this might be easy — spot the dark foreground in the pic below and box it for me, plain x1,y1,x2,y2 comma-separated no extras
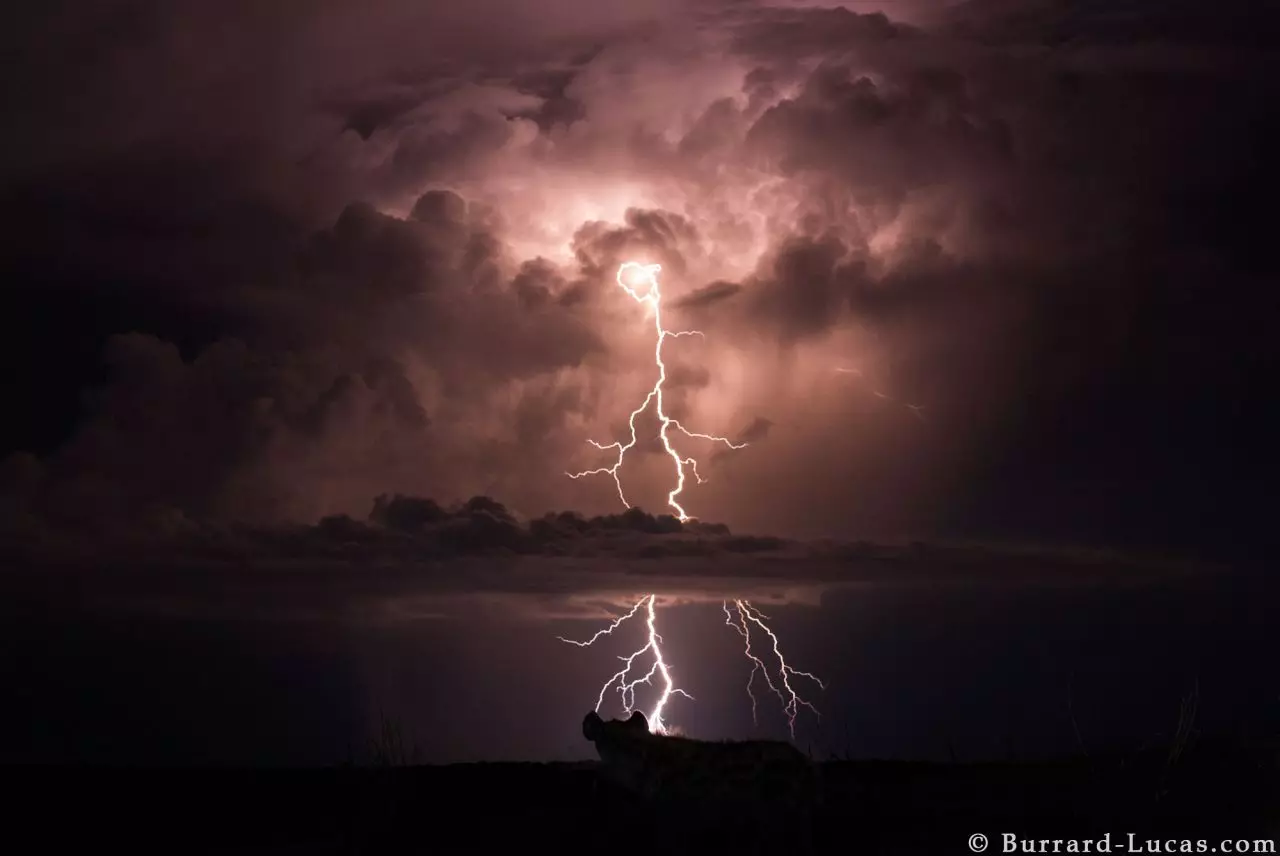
7,742,1278,855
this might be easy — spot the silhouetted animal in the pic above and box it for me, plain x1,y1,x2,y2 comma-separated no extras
581,709,821,813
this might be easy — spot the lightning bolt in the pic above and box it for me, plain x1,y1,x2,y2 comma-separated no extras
561,595,824,740
723,599,824,739
723,601,765,726
566,261,747,522
560,264,821,740
558,594,692,734
834,365,927,423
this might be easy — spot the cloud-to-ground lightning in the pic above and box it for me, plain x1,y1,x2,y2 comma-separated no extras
834,365,927,423
566,262,747,522
558,594,692,735
561,594,823,739
559,263,819,740
723,599,824,739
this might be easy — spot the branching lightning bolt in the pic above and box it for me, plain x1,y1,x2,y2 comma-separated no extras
559,264,821,741
566,262,746,521
560,594,824,740
558,594,692,734
723,599,824,739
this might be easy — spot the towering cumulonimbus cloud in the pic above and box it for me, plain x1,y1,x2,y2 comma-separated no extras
0,0,1276,556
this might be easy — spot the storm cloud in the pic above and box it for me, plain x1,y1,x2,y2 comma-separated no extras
2,0,1276,564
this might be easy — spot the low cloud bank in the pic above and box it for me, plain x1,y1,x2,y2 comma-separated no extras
0,492,1217,625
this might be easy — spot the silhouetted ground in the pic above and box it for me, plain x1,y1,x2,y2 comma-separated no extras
6,741,1277,854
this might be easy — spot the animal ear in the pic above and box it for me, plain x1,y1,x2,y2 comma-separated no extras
582,711,604,741
626,710,649,732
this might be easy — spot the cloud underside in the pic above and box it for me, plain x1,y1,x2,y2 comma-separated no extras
0,492,1216,624
0,0,1275,560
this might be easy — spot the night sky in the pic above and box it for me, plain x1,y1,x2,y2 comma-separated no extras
1,0,1277,766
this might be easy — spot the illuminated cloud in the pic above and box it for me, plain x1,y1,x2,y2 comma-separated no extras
1,0,1276,561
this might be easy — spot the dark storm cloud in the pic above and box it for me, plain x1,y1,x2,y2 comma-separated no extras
942,0,1280,50
1,0,1276,566
743,233,862,343
744,63,1014,198
670,280,742,311
1,184,606,530
728,6,913,61
0,488,1215,626
731,416,773,445
508,61,596,133
687,1,1274,555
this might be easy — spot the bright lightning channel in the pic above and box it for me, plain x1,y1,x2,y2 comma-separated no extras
561,595,823,739
566,261,746,522
558,594,691,735
723,599,824,739
559,262,820,739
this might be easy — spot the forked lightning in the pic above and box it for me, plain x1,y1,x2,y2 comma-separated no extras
561,595,823,739
566,262,746,522
560,262,821,739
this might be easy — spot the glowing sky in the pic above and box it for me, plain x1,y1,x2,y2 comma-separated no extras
2,0,1277,599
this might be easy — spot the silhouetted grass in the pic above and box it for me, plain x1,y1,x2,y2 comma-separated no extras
6,689,1273,855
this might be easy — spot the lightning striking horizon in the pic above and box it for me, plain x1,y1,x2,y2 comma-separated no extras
559,263,820,740
723,599,824,738
566,262,747,522
560,595,823,739
557,594,692,735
